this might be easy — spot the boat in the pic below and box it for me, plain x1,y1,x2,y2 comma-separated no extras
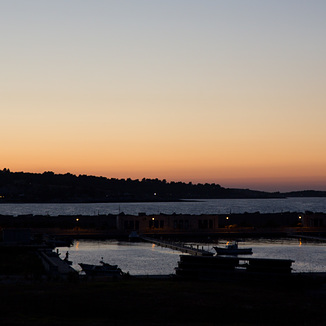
213,241,253,255
79,259,123,277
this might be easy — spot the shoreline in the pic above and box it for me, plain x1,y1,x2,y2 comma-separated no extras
1,228,326,324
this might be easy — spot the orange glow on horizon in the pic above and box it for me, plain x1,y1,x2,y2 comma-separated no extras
2,2,326,193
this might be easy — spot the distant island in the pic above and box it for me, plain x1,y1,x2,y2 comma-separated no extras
0,168,325,203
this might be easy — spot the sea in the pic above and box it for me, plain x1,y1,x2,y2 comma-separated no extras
1,197,326,216
1,197,326,275
58,237,326,275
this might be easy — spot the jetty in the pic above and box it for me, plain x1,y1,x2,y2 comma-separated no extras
38,249,77,279
140,236,214,256
175,255,295,280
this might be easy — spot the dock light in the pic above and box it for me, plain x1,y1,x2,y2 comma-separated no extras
299,216,302,219
76,218,79,222
152,217,155,221
226,216,229,220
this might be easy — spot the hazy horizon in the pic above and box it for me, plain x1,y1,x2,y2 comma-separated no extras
2,1,325,192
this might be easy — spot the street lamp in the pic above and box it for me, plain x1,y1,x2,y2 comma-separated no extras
298,215,303,227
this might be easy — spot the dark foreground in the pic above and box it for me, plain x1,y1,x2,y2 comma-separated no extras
0,276,326,326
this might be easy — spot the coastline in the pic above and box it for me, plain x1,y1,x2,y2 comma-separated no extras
1,211,326,239
1,225,326,324
1,207,326,324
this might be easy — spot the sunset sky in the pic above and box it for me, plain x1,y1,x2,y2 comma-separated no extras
1,1,326,192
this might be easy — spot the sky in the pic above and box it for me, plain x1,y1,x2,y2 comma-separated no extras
1,1,326,192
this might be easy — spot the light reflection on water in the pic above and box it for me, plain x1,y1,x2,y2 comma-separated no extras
57,238,326,275
228,238,326,273
59,240,181,275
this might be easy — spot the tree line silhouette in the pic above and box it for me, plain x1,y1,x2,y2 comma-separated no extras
0,168,324,203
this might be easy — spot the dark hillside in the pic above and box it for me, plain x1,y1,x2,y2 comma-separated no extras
0,168,317,203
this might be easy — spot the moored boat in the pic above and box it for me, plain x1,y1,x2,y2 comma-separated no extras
213,241,253,255
79,259,123,277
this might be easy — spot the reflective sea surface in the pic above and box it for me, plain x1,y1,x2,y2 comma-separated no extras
57,237,326,275
1,197,326,216
2,199,326,275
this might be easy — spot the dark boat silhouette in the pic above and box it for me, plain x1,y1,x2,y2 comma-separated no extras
213,241,253,255
79,259,122,277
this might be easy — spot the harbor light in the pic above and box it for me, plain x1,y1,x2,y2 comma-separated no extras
298,215,303,227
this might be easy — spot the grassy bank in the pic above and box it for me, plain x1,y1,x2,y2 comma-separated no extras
0,277,325,325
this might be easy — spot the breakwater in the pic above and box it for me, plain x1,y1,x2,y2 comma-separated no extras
1,212,326,240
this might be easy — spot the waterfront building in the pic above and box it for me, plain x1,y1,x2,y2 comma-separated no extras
116,213,219,234
302,212,326,227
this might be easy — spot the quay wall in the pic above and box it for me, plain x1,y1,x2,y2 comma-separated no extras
1,212,326,240
0,211,301,229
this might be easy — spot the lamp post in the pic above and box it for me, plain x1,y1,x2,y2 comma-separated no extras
298,215,302,227
75,218,80,232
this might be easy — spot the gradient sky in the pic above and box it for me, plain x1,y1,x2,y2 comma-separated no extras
1,1,326,192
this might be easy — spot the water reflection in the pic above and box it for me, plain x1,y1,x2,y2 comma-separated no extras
239,238,326,273
59,240,180,275
56,238,326,275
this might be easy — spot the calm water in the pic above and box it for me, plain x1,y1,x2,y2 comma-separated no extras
1,197,326,216
2,198,326,274
57,237,326,275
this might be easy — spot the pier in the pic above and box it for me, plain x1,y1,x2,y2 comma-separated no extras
175,255,295,280
38,249,77,279
140,236,214,256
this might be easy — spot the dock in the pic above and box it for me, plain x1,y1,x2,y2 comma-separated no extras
38,249,77,279
175,255,295,280
140,236,214,256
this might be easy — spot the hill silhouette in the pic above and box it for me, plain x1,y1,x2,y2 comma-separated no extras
0,169,324,203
